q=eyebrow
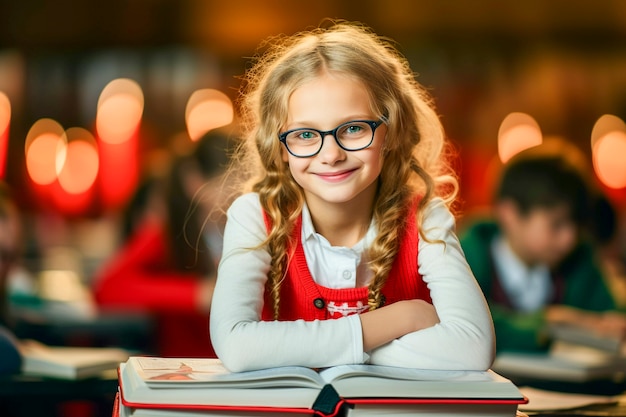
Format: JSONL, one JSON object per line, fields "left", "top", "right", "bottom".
{"left": 284, "top": 116, "right": 376, "bottom": 130}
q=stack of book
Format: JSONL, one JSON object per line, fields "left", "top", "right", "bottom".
{"left": 115, "top": 356, "right": 527, "bottom": 416}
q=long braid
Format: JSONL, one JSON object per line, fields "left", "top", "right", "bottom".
{"left": 366, "top": 155, "right": 437, "bottom": 310}
{"left": 366, "top": 191, "right": 409, "bottom": 309}
{"left": 255, "top": 170, "right": 303, "bottom": 319}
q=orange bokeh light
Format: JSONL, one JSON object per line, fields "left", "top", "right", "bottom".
{"left": 591, "top": 114, "right": 626, "bottom": 149}
{"left": 497, "top": 112, "right": 543, "bottom": 164}
{"left": 593, "top": 130, "right": 626, "bottom": 189}
{"left": 96, "top": 78, "right": 144, "bottom": 144}
{"left": 25, "top": 119, "right": 67, "bottom": 185}
{"left": 185, "top": 89, "right": 233, "bottom": 141}
{"left": 57, "top": 127, "right": 99, "bottom": 194}
{"left": 0, "top": 92, "right": 9, "bottom": 135}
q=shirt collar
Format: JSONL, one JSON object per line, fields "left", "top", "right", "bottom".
{"left": 491, "top": 234, "right": 552, "bottom": 311}
{"left": 301, "top": 203, "right": 317, "bottom": 241}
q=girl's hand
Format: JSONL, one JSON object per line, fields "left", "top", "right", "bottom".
{"left": 360, "top": 299, "right": 440, "bottom": 352}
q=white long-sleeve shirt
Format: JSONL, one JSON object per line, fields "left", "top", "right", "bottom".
{"left": 210, "top": 193, "right": 495, "bottom": 372}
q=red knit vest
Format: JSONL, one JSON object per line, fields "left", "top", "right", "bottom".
{"left": 261, "top": 204, "right": 431, "bottom": 321}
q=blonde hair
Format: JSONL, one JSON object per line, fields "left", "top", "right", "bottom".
{"left": 231, "top": 21, "right": 458, "bottom": 318}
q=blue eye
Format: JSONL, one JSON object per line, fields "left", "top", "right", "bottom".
{"left": 346, "top": 125, "right": 363, "bottom": 134}
{"left": 338, "top": 122, "right": 369, "bottom": 140}
{"left": 297, "top": 130, "right": 317, "bottom": 140}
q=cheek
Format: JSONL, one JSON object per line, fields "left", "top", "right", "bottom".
{"left": 283, "top": 156, "right": 305, "bottom": 185}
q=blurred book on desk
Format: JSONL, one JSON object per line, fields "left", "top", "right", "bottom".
{"left": 493, "top": 341, "right": 626, "bottom": 383}
{"left": 20, "top": 342, "right": 129, "bottom": 380}
{"left": 494, "top": 320, "right": 626, "bottom": 386}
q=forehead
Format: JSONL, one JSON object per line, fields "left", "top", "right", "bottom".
{"left": 525, "top": 204, "right": 573, "bottom": 223}
{"left": 286, "top": 72, "right": 372, "bottom": 125}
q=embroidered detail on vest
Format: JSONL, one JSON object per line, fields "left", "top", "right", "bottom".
{"left": 327, "top": 300, "right": 369, "bottom": 317}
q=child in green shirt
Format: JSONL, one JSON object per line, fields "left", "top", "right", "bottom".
{"left": 461, "top": 142, "right": 626, "bottom": 352}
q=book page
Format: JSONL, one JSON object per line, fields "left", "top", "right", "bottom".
{"left": 319, "top": 364, "right": 491, "bottom": 383}
{"left": 133, "top": 357, "right": 229, "bottom": 380}
{"left": 130, "top": 357, "right": 325, "bottom": 389}
{"left": 319, "top": 366, "right": 523, "bottom": 400}
{"left": 119, "top": 363, "right": 322, "bottom": 409}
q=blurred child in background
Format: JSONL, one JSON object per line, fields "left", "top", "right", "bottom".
{"left": 93, "top": 127, "right": 235, "bottom": 358}
{"left": 460, "top": 139, "right": 626, "bottom": 353}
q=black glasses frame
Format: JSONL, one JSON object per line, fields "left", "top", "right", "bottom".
{"left": 278, "top": 118, "right": 386, "bottom": 158}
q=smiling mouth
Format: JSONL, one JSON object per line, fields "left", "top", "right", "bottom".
{"left": 317, "top": 169, "right": 355, "bottom": 182}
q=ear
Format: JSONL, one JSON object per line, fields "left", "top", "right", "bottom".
{"left": 281, "top": 145, "right": 289, "bottom": 162}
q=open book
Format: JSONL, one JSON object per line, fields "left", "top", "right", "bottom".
{"left": 118, "top": 356, "right": 526, "bottom": 417}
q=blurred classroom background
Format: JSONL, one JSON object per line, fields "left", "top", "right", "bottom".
{"left": 1, "top": 0, "right": 626, "bottom": 354}
{"left": 1, "top": 1, "right": 626, "bottom": 416}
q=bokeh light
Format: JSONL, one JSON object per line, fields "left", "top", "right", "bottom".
{"left": 57, "top": 127, "right": 99, "bottom": 194}
{"left": 185, "top": 89, "right": 233, "bottom": 141}
{"left": 592, "top": 120, "right": 626, "bottom": 189}
{"left": 96, "top": 78, "right": 144, "bottom": 144}
{"left": 0, "top": 92, "right": 9, "bottom": 135}
{"left": 591, "top": 114, "right": 626, "bottom": 149}
{"left": 497, "top": 112, "right": 543, "bottom": 163}
{"left": 25, "top": 118, "right": 67, "bottom": 185}
{"left": 0, "top": 92, "right": 10, "bottom": 178}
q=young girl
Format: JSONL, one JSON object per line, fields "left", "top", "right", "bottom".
{"left": 210, "top": 22, "right": 495, "bottom": 372}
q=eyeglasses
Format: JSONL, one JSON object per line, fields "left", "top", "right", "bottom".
{"left": 278, "top": 118, "right": 386, "bottom": 158}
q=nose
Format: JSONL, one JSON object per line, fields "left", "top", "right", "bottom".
{"left": 317, "top": 133, "right": 346, "bottom": 164}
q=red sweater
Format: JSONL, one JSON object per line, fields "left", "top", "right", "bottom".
{"left": 93, "top": 219, "right": 216, "bottom": 358}
{"left": 262, "top": 207, "right": 431, "bottom": 321}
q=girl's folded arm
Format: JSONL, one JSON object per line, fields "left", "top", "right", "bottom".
{"left": 209, "top": 194, "right": 366, "bottom": 372}
{"left": 367, "top": 199, "right": 496, "bottom": 370}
